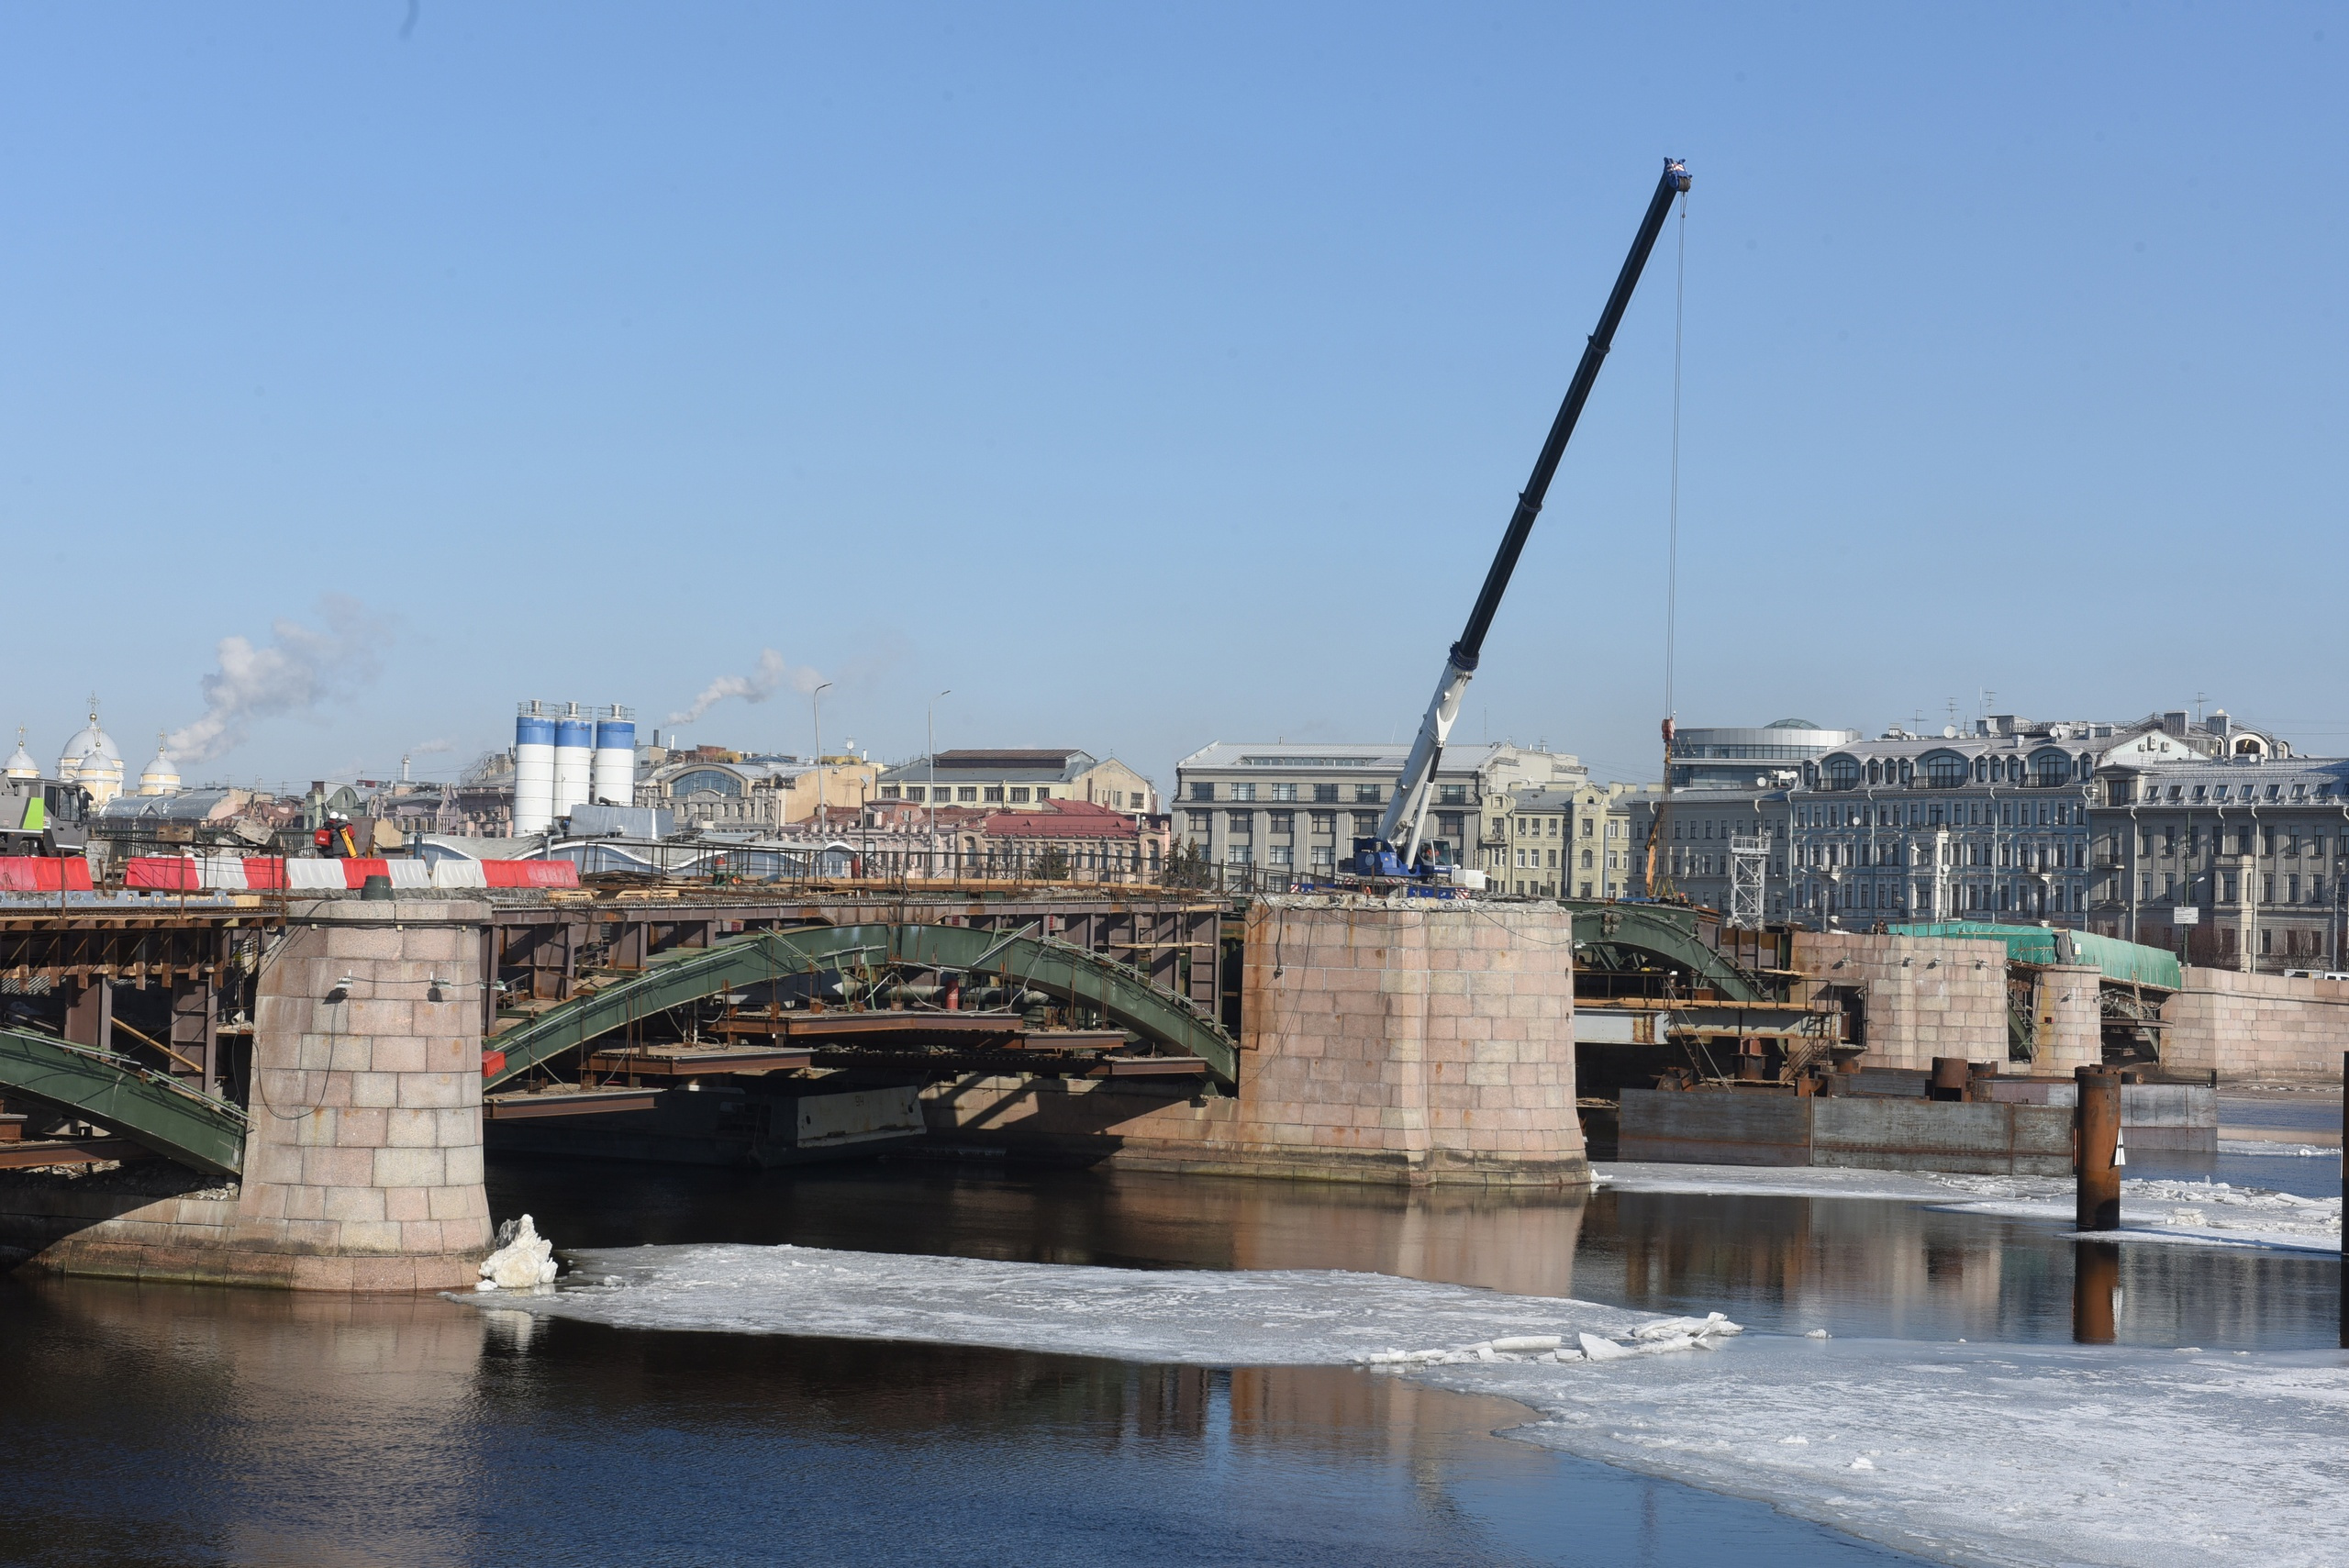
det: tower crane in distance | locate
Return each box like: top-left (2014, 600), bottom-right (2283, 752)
top-left (1349, 158), bottom-right (1691, 888)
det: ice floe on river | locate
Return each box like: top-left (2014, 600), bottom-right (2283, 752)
top-left (469, 1242), bottom-right (1726, 1366)
top-left (1602, 1161), bottom-right (2343, 1251)
top-left (1422, 1333), bottom-right (2349, 1568)
top-left (465, 1239), bottom-right (2349, 1568)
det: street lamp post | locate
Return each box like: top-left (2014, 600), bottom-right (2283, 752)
top-left (928, 690), bottom-right (951, 881)
top-left (811, 682), bottom-right (834, 836)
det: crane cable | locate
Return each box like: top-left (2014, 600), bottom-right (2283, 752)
top-left (1644, 184), bottom-right (1690, 899)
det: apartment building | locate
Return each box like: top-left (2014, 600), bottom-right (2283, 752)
top-left (1172, 742), bottom-right (1586, 873)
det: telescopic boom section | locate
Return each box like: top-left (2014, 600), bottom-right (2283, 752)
top-left (1374, 159), bottom-right (1691, 871)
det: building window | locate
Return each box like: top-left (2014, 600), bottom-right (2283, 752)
top-left (1923, 753), bottom-right (1967, 789)
top-left (1010, 787), bottom-right (1030, 803)
top-left (1314, 784), bottom-right (1339, 803)
top-left (1348, 784), bottom-right (1378, 804)
top-left (906, 787), bottom-right (926, 803)
top-left (1269, 846), bottom-right (1294, 868)
top-left (1310, 811), bottom-right (1336, 834)
top-left (1268, 811), bottom-right (1295, 834)
top-left (1189, 782), bottom-right (1214, 802)
top-left (1227, 844), bottom-right (1252, 865)
top-left (1824, 756), bottom-right (1861, 789)
top-left (1230, 783), bottom-right (1257, 802)
top-left (1310, 845), bottom-right (1334, 867)
top-left (670, 769), bottom-right (744, 797)
top-left (984, 787), bottom-right (1005, 803)
top-left (880, 785), bottom-right (901, 799)
top-left (1581, 849), bottom-right (1594, 869)
top-left (1436, 812), bottom-right (1464, 839)
top-left (957, 787), bottom-right (978, 803)
top-left (1186, 811), bottom-right (1211, 832)
top-left (1353, 812), bottom-right (1380, 838)
top-left (1227, 811), bottom-right (1253, 835)
top-left (1271, 783), bottom-right (1298, 802)
top-left (1439, 784), bottom-right (1467, 806)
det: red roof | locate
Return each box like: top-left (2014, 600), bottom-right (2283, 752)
top-left (979, 799), bottom-right (1139, 840)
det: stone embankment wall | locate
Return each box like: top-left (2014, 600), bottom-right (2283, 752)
top-left (22, 899), bottom-right (493, 1289)
top-left (2162, 967), bottom-right (2349, 1083)
top-left (926, 897), bottom-right (1586, 1185)
top-left (1789, 931), bottom-right (2010, 1070)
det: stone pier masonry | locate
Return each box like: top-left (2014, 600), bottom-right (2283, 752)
top-left (17, 900), bottom-right (493, 1289)
top-left (928, 897), bottom-right (1588, 1184)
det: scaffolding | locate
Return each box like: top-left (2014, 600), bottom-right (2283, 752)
top-left (1728, 831), bottom-right (1770, 929)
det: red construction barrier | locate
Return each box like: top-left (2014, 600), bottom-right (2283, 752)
top-left (125, 857), bottom-right (200, 891)
top-left (340, 859), bottom-right (392, 888)
top-left (482, 861), bottom-right (580, 888)
top-left (481, 1049), bottom-right (507, 1079)
top-left (0, 857), bottom-right (94, 893)
top-left (242, 858), bottom-right (287, 890)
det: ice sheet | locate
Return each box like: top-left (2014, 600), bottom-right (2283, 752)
top-left (467, 1240), bottom-right (2349, 1568)
top-left (1603, 1162), bottom-right (2343, 1252)
top-left (467, 1243), bottom-right (1710, 1366)
top-left (1416, 1335), bottom-right (2349, 1568)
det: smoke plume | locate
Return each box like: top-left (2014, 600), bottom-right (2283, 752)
top-left (669, 649), bottom-right (824, 725)
top-left (409, 737), bottom-right (457, 756)
top-left (166, 596), bottom-right (392, 764)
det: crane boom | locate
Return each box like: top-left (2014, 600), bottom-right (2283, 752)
top-left (1364, 158), bottom-right (1691, 879)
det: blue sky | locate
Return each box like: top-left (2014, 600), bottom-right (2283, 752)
top-left (2, 4), bottom-right (2342, 790)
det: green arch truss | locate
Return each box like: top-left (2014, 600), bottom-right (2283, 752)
top-left (485, 921), bottom-right (1239, 1092)
top-left (1559, 901), bottom-right (1772, 1003)
top-left (0, 1025), bottom-right (248, 1176)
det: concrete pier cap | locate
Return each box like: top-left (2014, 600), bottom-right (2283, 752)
top-left (19, 897), bottom-right (495, 1291)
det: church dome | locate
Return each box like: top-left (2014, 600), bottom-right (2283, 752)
top-left (56, 704), bottom-right (124, 805)
top-left (4, 729), bottom-right (36, 781)
top-left (58, 711), bottom-right (121, 774)
top-left (139, 735), bottom-right (182, 796)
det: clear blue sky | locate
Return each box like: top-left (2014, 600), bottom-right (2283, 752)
top-left (3, 4), bottom-right (2341, 790)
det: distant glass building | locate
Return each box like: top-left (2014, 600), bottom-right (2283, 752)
top-left (1667, 719), bottom-right (1859, 793)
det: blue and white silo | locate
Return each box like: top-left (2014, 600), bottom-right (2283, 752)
top-left (552, 702), bottom-right (594, 818)
top-left (593, 706), bottom-right (637, 806)
top-left (514, 701), bottom-right (557, 834)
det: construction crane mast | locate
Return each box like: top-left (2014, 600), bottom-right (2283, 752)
top-left (1355, 158), bottom-right (1692, 882)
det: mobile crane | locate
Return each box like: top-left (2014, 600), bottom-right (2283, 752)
top-left (1351, 158), bottom-right (1691, 884)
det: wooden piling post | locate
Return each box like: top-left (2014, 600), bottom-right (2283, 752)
top-left (2075, 1064), bottom-right (2121, 1231)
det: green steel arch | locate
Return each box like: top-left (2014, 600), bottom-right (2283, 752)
top-left (485, 921), bottom-right (1239, 1091)
top-left (1560, 901), bottom-right (1772, 1003)
top-left (0, 1025), bottom-right (247, 1176)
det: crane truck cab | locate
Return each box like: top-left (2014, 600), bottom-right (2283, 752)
top-left (0, 777), bottom-right (91, 857)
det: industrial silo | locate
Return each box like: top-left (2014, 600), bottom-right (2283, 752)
top-left (514, 701), bottom-right (557, 834)
top-left (553, 703), bottom-right (594, 818)
top-left (593, 705), bottom-right (636, 805)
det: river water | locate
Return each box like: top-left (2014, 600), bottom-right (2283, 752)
top-left (1, 1146), bottom-right (2338, 1567)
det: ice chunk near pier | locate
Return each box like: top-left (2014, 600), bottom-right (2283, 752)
top-left (475, 1214), bottom-right (559, 1292)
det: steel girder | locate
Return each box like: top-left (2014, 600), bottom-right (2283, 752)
top-left (1560, 901), bottom-right (1772, 1002)
top-left (484, 922), bottom-right (1238, 1091)
top-left (0, 1026), bottom-right (247, 1176)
